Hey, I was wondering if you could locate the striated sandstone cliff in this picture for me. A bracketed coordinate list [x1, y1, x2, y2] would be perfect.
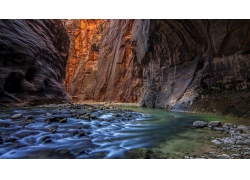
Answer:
[63, 19, 143, 103]
[0, 20, 71, 107]
[64, 19, 250, 118]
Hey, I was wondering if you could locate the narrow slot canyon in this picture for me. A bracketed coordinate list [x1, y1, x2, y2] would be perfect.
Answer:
[1, 19, 250, 159]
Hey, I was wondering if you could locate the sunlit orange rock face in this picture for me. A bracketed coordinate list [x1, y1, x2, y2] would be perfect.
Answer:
[63, 19, 143, 103]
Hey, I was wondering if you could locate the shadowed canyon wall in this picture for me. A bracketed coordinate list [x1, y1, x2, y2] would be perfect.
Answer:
[64, 19, 250, 118]
[0, 20, 71, 107]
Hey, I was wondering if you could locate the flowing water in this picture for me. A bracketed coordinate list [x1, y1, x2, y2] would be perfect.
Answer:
[0, 105, 250, 159]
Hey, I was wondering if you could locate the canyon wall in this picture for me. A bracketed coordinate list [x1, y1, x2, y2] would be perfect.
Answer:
[63, 19, 143, 102]
[65, 19, 250, 118]
[0, 20, 71, 107]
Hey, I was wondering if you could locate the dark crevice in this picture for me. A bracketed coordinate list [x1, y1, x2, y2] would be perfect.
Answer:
[4, 72, 23, 93]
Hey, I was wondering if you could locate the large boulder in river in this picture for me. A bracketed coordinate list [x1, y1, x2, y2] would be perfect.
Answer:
[0, 20, 71, 107]
[193, 121, 207, 128]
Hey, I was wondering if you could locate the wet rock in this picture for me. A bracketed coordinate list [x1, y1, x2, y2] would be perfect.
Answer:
[58, 118, 67, 123]
[41, 136, 52, 143]
[45, 117, 58, 124]
[68, 129, 78, 136]
[48, 127, 56, 133]
[89, 114, 97, 119]
[56, 149, 74, 159]
[46, 113, 52, 116]
[78, 131, 86, 137]
[125, 148, 154, 159]
[70, 110, 76, 114]
[209, 121, 222, 128]
[4, 137, 17, 143]
[79, 115, 90, 120]
[113, 113, 121, 117]
[193, 121, 207, 128]
[11, 113, 23, 119]
[217, 154, 231, 159]
[25, 115, 33, 121]
[0, 136, 3, 144]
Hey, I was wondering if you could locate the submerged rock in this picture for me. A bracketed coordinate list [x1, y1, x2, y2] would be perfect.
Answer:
[193, 121, 207, 128]
[125, 148, 154, 159]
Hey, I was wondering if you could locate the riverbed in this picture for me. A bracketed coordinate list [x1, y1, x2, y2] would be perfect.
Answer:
[0, 104, 250, 159]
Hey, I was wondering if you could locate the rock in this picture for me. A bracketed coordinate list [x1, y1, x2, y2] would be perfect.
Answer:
[229, 138, 237, 145]
[231, 154, 241, 158]
[78, 131, 86, 137]
[41, 136, 52, 144]
[46, 113, 52, 116]
[48, 127, 56, 133]
[79, 115, 90, 120]
[0, 136, 2, 144]
[212, 139, 223, 145]
[0, 20, 71, 107]
[25, 115, 33, 121]
[213, 127, 224, 131]
[209, 121, 222, 127]
[237, 125, 248, 132]
[236, 140, 244, 145]
[243, 139, 250, 145]
[11, 113, 23, 119]
[193, 121, 207, 128]
[217, 154, 231, 159]
[4, 137, 17, 143]
[89, 114, 97, 119]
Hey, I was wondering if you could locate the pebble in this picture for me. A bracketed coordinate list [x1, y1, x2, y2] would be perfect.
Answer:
[46, 113, 52, 116]
[59, 118, 67, 123]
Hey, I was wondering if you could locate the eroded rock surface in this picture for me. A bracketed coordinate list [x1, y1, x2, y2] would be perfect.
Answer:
[63, 20, 250, 117]
[0, 20, 71, 107]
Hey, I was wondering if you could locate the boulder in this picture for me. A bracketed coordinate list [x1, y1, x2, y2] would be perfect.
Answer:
[209, 121, 222, 127]
[193, 121, 207, 128]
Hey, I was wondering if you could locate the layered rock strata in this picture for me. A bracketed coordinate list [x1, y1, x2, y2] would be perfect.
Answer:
[65, 20, 250, 118]
[0, 20, 71, 107]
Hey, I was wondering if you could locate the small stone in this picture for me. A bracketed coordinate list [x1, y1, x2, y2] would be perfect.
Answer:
[217, 154, 231, 159]
[212, 139, 222, 145]
[229, 138, 237, 145]
[46, 113, 52, 116]
[78, 131, 86, 137]
[89, 114, 97, 119]
[184, 156, 190, 159]
[193, 121, 207, 128]
[209, 121, 222, 127]
[213, 127, 224, 131]
[231, 154, 241, 157]
[11, 113, 23, 119]
[48, 127, 56, 133]
[237, 125, 248, 132]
